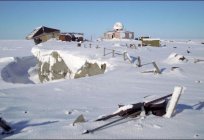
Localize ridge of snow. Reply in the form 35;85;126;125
0;57;14;63
113;104;133;114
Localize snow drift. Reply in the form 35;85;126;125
31;47;107;83
164;53;188;64
1;56;37;84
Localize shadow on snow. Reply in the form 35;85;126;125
1;56;37;84
0;120;58;139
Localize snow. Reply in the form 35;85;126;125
31;46;110;80
0;39;204;139
0;57;14;64
113;104;133;114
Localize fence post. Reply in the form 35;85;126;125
152;61;161;74
103;48;106;56
112;49;115;57
137;56;142;67
165;86;183;118
123;52;127;61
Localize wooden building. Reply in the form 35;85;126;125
26;26;60;45
142;38;161;47
59;33;72;42
59;32;84;42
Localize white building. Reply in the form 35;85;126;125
104;22;134;40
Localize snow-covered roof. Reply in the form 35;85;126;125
26;26;60;39
73;34;83;38
26;26;43;40
60;32;72;36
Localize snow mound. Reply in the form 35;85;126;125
164;53;188;64
31;47;108;83
0;57;14;63
1;56;37;84
113;104;133;114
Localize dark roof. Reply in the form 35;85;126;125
26;26;60;39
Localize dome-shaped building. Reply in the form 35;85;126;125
113;22;124;31
104;22;134;40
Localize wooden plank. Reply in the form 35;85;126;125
165;86;183;118
152;61;161;74
112;50;115;57
123;52;127;61
126;53;133;63
137;56;142;67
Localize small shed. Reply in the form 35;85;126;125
70;33;84;42
142;38;161;47
59;33;72;42
26;26;60;44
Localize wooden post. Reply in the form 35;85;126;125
0;117;12;132
112;49;115;57
89;43;92;48
126;53;132;63
165;86;183;118
133;44;137;49
123;52;127;61
137;56;142;67
152;61;161;74
103;48;106;56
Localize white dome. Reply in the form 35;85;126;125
113;22;124;31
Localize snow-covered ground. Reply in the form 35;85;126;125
0;39;204;139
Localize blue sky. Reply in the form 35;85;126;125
0;1;204;40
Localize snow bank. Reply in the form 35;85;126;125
164;53;188;64
0;57;14;63
1;56;37;84
31;47;108;82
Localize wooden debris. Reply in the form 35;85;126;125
171;67;180;71
136;56;142;67
194;59;204;63
73;114;86;126
152;62;161;74
165;86;183;118
0;117;12;133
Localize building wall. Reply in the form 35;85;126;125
104;32;114;39
39;35;49;42
142;40;160;47
104;31;134;39
114;32;121;38
32;31;60;45
59;35;72;41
